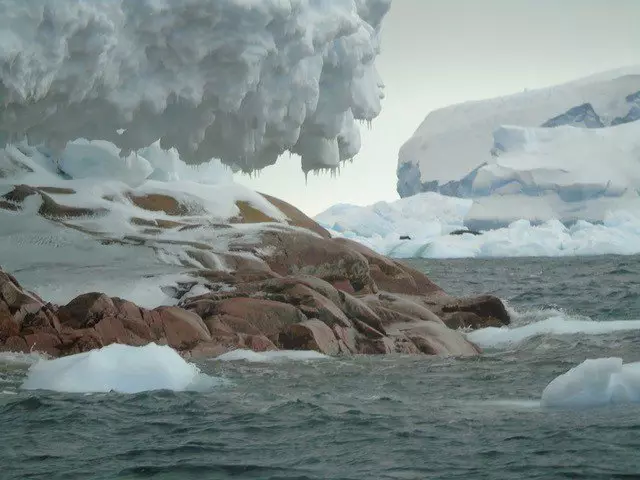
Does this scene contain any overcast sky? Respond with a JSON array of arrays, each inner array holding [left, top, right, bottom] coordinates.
[[235, 0, 640, 216]]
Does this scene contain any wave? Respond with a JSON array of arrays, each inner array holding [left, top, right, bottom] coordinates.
[[541, 358, 640, 408], [21, 343, 224, 394], [0, 351, 47, 366], [215, 349, 330, 363], [467, 313, 640, 349]]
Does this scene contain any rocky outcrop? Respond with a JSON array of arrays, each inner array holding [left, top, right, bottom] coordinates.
[[0, 182, 510, 358], [0, 229, 509, 358]]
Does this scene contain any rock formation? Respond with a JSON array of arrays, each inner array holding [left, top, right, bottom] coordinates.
[[0, 202, 509, 358]]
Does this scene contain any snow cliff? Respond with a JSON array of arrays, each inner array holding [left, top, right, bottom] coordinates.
[[0, 0, 390, 174], [397, 67, 640, 226]]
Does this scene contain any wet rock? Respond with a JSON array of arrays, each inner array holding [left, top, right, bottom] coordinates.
[[335, 238, 442, 295], [57, 293, 116, 329], [433, 294, 510, 328], [151, 307, 211, 350], [278, 319, 340, 355], [205, 297, 307, 337], [249, 230, 375, 293], [0, 302, 20, 340]]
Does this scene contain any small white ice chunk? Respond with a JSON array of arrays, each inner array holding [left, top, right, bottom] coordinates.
[[21, 343, 221, 394], [541, 358, 640, 408]]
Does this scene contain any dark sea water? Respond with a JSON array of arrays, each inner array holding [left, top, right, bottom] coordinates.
[[2, 255, 640, 480]]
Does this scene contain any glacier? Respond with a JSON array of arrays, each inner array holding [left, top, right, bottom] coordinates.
[[396, 67, 640, 229], [0, 0, 390, 173], [311, 66, 640, 259]]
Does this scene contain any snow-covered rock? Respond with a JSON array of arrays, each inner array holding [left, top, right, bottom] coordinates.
[[397, 67, 640, 227], [0, 0, 390, 174]]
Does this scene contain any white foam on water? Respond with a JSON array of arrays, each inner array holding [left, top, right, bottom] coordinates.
[[470, 399, 541, 410], [468, 316, 640, 349], [541, 358, 640, 408], [21, 343, 223, 394], [0, 351, 47, 366], [215, 349, 330, 363]]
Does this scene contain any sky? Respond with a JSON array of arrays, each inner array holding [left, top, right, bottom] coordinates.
[[234, 0, 640, 216]]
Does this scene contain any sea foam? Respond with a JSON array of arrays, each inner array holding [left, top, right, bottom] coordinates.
[[541, 358, 640, 408], [215, 349, 330, 363], [467, 316, 640, 349], [21, 343, 222, 394]]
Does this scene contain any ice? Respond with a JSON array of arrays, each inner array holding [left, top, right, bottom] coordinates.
[[467, 316, 640, 349], [541, 358, 640, 408], [396, 66, 640, 229], [316, 192, 472, 239], [0, 0, 390, 174], [215, 349, 329, 363], [316, 195, 640, 258], [398, 66, 640, 195], [21, 343, 222, 394]]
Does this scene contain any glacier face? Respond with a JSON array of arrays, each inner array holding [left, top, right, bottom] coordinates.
[[0, 0, 390, 173], [397, 67, 640, 225]]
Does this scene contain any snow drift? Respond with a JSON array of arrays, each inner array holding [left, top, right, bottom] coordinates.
[[21, 343, 221, 393], [0, 0, 390, 173]]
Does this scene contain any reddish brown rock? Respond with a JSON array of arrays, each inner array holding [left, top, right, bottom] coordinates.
[[152, 307, 211, 350], [251, 229, 375, 293], [438, 295, 511, 326], [259, 193, 331, 239], [0, 302, 20, 340], [23, 332, 62, 357], [278, 320, 340, 355], [57, 292, 116, 329], [2, 335, 29, 353]]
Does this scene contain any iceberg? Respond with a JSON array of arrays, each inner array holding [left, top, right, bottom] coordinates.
[[21, 343, 221, 394], [315, 196, 640, 259], [541, 358, 640, 408], [0, 0, 390, 174]]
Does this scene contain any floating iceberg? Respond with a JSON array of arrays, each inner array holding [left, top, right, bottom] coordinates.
[[21, 343, 221, 394], [315, 196, 640, 259], [541, 358, 640, 408]]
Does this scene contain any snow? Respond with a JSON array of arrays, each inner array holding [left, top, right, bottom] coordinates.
[[541, 358, 640, 408], [21, 343, 222, 394], [398, 66, 640, 193], [316, 195, 640, 259], [0, 0, 390, 174], [0, 140, 296, 306]]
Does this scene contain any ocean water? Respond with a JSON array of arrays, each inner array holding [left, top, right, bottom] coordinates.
[[2, 255, 640, 480]]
